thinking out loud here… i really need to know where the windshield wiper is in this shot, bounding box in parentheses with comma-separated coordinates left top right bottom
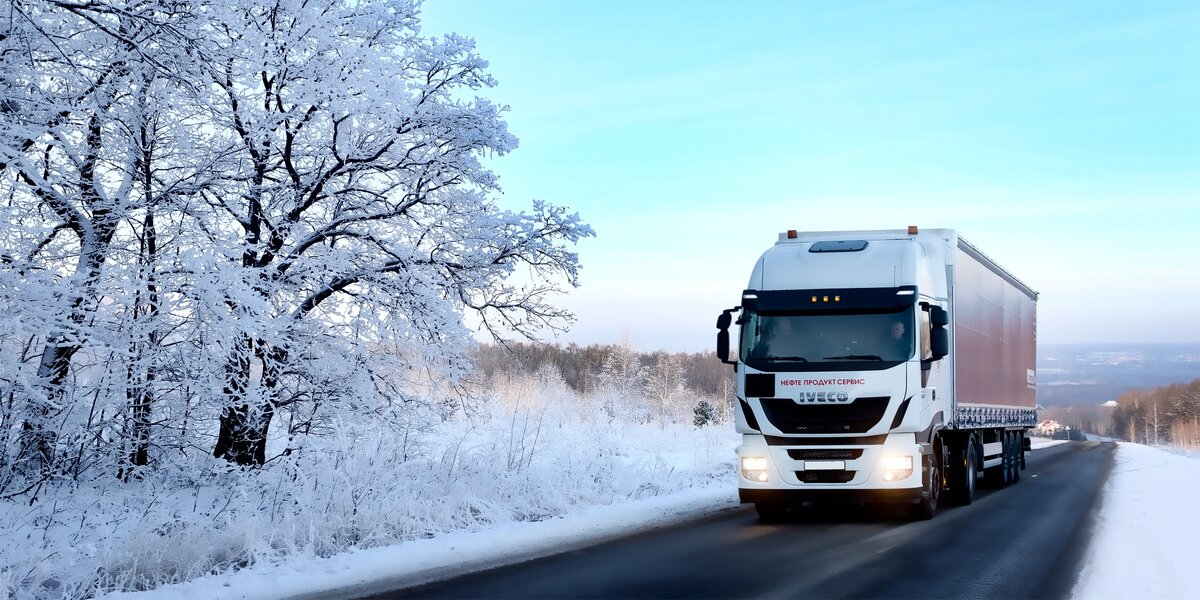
(768, 356, 808, 362)
(822, 354, 883, 361)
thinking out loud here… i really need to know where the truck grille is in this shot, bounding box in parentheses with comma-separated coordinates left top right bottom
(786, 448, 864, 460)
(796, 471, 856, 484)
(759, 396, 890, 434)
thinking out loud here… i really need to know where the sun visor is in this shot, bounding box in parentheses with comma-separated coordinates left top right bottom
(742, 286, 917, 313)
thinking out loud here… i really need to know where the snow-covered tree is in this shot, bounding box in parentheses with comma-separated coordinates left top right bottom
(185, 0, 590, 465)
(643, 352, 685, 425)
(0, 0, 203, 476)
(594, 340, 642, 422)
(693, 399, 715, 428)
(0, 0, 592, 483)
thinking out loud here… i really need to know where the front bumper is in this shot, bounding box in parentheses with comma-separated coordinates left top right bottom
(737, 432, 928, 504)
(740, 486, 927, 505)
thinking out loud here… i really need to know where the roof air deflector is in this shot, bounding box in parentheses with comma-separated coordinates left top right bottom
(809, 240, 868, 253)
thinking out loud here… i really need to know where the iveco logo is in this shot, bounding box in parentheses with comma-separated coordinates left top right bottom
(794, 391, 852, 404)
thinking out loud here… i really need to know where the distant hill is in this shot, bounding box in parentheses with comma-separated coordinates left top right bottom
(1037, 344, 1200, 407)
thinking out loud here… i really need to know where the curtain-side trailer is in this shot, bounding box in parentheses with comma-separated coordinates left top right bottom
(716, 227, 1038, 520)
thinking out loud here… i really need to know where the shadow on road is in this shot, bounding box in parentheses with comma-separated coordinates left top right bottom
(753, 501, 948, 524)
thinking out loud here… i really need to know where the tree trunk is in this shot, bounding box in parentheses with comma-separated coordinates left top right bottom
(213, 337, 286, 466)
(122, 124, 160, 480)
(214, 402, 275, 466)
(18, 337, 78, 474)
(18, 112, 119, 476)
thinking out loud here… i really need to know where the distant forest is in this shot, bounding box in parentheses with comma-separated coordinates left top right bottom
(473, 342, 735, 426)
(1042, 379, 1200, 449)
(1109, 380, 1200, 448)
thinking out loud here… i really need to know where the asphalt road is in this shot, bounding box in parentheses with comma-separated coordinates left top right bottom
(366, 441, 1114, 599)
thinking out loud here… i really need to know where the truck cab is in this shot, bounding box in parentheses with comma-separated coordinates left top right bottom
(717, 228, 1036, 520)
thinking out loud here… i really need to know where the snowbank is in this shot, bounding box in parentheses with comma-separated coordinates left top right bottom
(1072, 443, 1200, 599)
(104, 487, 739, 600)
(1, 403, 738, 600)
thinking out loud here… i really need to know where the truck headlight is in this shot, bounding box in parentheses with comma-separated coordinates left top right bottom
(741, 456, 770, 482)
(880, 455, 913, 481)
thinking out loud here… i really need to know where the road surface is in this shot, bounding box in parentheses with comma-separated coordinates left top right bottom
(366, 441, 1113, 599)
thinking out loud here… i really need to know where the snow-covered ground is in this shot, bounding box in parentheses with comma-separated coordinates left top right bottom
(2, 391, 739, 600)
(105, 487, 741, 600)
(3, 349, 744, 600)
(1072, 443, 1200, 600)
(96, 436, 1200, 600)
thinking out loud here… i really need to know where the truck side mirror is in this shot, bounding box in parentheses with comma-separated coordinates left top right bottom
(717, 312, 732, 330)
(716, 308, 738, 365)
(923, 305, 949, 367)
(929, 306, 949, 327)
(717, 329, 731, 363)
(930, 327, 949, 360)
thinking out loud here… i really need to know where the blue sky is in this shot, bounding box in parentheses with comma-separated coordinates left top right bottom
(421, 1, 1200, 351)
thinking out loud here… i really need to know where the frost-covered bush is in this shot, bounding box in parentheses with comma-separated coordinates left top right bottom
(694, 400, 717, 428)
(0, 373, 735, 599)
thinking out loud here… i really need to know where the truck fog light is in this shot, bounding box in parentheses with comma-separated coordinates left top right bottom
(881, 455, 913, 481)
(741, 456, 770, 482)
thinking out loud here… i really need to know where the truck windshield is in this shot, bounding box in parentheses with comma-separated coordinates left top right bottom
(739, 306, 915, 371)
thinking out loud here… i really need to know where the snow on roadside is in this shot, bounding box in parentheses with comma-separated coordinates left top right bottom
(103, 441, 1084, 600)
(1072, 443, 1200, 600)
(3, 402, 738, 600)
(1030, 437, 1069, 450)
(104, 486, 739, 600)
(59, 435, 1189, 600)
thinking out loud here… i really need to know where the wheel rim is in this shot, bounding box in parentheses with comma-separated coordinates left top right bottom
(1005, 434, 1013, 480)
(998, 434, 1008, 484)
(967, 443, 976, 496)
(1010, 433, 1020, 481)
(930, 450, 941, 506)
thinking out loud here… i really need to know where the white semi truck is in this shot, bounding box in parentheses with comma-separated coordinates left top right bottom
(715, 227, 1037, 520)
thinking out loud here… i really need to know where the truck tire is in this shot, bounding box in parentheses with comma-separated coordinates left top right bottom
(909, 439, 943, 520)
(1008, 432, 1021, 484)
(1003, 433, 1015, 485)
(949, 435, 977, 506)
(755, 502, 790, 522)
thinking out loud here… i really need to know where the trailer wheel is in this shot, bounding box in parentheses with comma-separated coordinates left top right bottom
(755, 503, 790, 522)
(1008, 432, 1021, 484)
(950, 435, 977, 506)
(1002, 433, 1014, 485)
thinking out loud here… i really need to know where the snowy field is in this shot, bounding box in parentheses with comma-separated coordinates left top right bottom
(103, 438, 1195, 600)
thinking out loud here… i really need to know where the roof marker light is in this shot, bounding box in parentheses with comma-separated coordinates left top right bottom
(896, 290, 915, 296)
(907, 225, 919, 235)
(787, 230, 798, 239)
